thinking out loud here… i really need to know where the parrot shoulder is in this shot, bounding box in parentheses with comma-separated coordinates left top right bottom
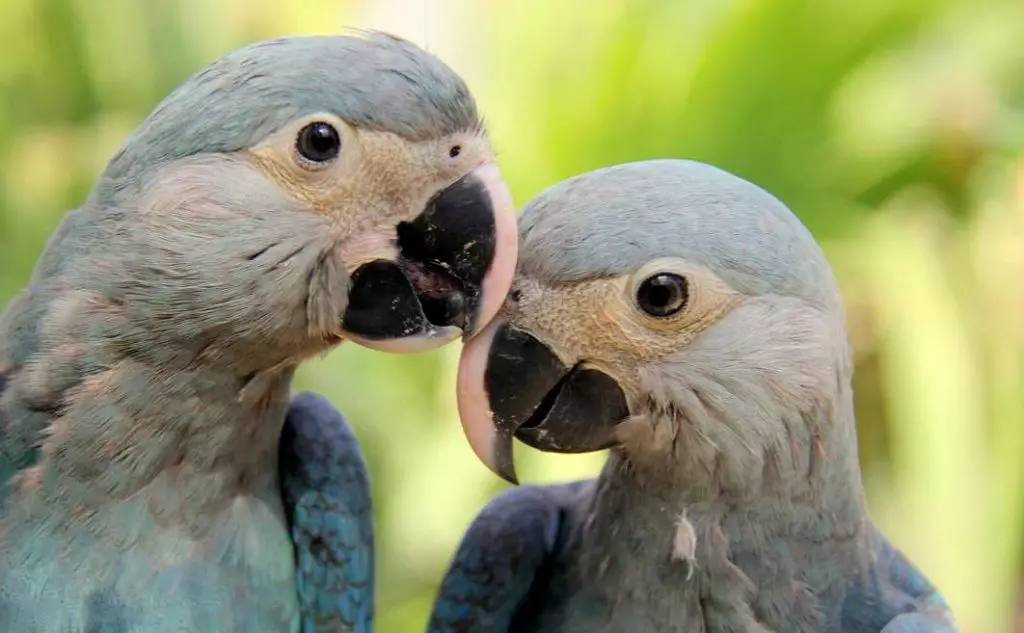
(842, 526, 959, 632)
(0, 285, 61, 508)
(879, 612, 961, 633)
(426, 480, 591, 633)
(279, 391, 374, 633)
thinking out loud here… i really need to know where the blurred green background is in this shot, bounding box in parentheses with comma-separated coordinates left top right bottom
(1, 0, 1022, 630)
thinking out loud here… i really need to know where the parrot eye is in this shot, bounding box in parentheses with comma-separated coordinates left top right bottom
(295, 122, 341, 164)
(449, 145, 462, 158)
(636, 273, 689, 317)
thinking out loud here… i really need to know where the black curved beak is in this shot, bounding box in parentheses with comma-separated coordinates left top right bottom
(456, 321, 630, 484)
(342, 162, 517, 353)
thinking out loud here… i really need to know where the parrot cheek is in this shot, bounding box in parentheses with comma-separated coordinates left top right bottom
(456, 320, 629, 484)
(341, 162, 516, 354)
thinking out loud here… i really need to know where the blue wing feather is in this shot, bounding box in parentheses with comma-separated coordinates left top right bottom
(842, 530, 960, 632)
(427, 482, 584, 633)
(279, 391, 375, 633)
(877, 540, 959, 632)
(880, 612, 961, 633)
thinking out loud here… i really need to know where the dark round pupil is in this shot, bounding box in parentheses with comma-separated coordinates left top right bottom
(298, 122, 340, 162)
(646, 282, 674, 307)
(638, 274, 687, 316)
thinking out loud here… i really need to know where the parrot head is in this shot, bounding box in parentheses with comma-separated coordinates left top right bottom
(45, 32, 516, 373)
(456, 159, 851, 484)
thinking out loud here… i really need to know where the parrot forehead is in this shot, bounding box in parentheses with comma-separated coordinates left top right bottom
(517, 159, 839, 310)
(104, 32, 480, 182)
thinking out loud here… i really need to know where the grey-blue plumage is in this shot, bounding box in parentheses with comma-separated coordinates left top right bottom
(428, 481, 957, 633)
(432, 159, 960, 632)
(0, 30, 516, 633)
(0, 380, 373, 633)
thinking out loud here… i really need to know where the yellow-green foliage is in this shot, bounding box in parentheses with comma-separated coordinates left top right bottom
(0, 1, 1021, 631)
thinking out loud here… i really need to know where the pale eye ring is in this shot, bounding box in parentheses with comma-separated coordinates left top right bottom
(636, 273, 689, 317)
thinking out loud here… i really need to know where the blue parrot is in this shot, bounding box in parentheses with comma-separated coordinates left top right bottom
(0, 32, 518, 632)
(429, 159, 959, 632)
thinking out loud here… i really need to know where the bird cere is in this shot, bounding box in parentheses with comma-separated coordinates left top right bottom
(0, 26, 960, 633)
